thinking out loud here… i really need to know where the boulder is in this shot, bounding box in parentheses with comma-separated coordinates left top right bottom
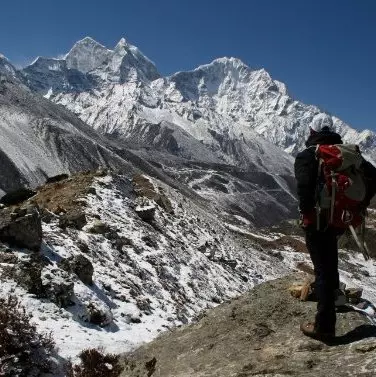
(41, 267, 75, 308)
(14, 253, 50, 296)
(0, 204, 42, 250)
(0, 188, 36, 206)
(45, 173, 69, 184)
(58, 210, 87, 230)
(87, 219, 111, 234)
(81, 301, 113, 327)
(135, 203, 156, 222)
(58, 254, 94, 285)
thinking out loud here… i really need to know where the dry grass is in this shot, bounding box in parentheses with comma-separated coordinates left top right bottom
(30, 171, 103, 214)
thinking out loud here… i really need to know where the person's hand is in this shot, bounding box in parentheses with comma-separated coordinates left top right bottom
(300, 210, 316, 228)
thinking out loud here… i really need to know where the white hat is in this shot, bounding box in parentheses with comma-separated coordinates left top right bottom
(310, 115, 334, 132)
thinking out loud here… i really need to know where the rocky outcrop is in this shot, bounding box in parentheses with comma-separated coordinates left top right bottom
(133, 174, 173, 214)
(41, 266, 75, 308)
(13, 254, 48, 295)
(58, 210, 87, 230)
(80, 301, 113, 327)
(13, 254, 74, 307)
(0, 204, 42, 250)
(0, 188, 36, 206)
(58, 254, 94, 285)
(86, 219, 112, 234)
(120, 274, 376, 377)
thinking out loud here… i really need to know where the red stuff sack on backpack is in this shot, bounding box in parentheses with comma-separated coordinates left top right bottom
(316, 144, 366, 229)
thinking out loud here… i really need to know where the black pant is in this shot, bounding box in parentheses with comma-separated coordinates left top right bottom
(305, 227, 340, 333)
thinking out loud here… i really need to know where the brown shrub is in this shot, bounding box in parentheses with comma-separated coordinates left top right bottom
(0, 295, 55, 376)
(67, 348, 123, 377)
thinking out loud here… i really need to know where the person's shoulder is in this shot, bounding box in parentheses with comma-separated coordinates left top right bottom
(296, 146, 315, 160)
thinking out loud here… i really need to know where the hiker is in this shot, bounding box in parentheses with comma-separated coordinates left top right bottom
(294, 122, 376, 340)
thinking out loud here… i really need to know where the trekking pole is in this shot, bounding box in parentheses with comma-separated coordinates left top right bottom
(349, 225, 370, 261)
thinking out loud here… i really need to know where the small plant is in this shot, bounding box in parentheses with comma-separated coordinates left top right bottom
(0, 295, 55, 376)
(66, 348, 123, 377)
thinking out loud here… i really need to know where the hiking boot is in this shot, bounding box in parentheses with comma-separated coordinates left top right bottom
(300, 322, 335, 340)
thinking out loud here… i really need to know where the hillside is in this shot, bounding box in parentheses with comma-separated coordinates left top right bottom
(121, 274, 376, 377)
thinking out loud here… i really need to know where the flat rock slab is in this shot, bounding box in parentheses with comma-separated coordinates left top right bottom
(121, 274, 376, 377)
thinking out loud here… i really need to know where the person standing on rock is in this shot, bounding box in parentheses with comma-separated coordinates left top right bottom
(294, 122, 376, 340)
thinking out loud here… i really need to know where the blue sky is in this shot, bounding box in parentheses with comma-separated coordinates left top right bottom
(1, 0, 375, 130)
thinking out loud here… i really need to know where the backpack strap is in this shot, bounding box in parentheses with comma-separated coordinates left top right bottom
(349, 224, 370, 261)
(315, 155, 323, 231)
(330, 170, 336, 224)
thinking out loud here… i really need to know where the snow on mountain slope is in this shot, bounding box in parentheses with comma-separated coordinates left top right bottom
(0, 54, 18, 78)
(0, 57, 297, 227)
(0, 75, 138, 191)
(22, 37, 160, 95)
(0, 40, 296, 226)
(21, 38, 375, 161)
(163, 57, 376, 157)
(0, 171, 292, 360)
(22, 56, 93, 94)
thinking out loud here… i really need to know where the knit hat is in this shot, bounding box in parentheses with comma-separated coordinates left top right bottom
(310, 115, 334, 133)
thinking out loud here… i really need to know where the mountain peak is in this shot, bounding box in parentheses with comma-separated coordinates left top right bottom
(65, 37, 111, 74)
(191, 57, 250, 77)
(0, 53, 18, 78)
(115, 37, 128, 49)
(211, 56, 248, 66)
(74, 36, 104, 47)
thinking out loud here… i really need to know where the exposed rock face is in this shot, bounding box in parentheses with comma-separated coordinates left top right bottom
(14, 254, 48, 295)
(58, 254, 94, 285)
(81, 300, 113, 327)
(58, 210, 87, 230)
(121, 274, 376, 377)
(0, 204, 42, 250)
(41, 266, 75, 308)
(86, 219, 112, 234)
(135, 200, 156, 222)
(133, 174, 173, 214)
(0, 188, 36, 206)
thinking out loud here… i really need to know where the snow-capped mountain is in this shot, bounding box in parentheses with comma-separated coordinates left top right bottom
(19, 37, 376, 160)
(0, 54, 18, 78)
(0, 45, 300, 227)
(22, 37, 160, 94)
(0, 68, 296, 226)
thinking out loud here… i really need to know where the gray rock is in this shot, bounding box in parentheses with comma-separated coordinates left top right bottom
(82, 301, 113, 327)
(87, 219, 111, 234)
(45, 173, 69, 184)
(58, 210, 87, 230)
(58, 254, 94, 285)
(41, 267, 74, 308)
(14, 254, 50, 296)
(0, 204, 42, 250)
(135, 204, 156, 222)
(0, 188, 36, 206)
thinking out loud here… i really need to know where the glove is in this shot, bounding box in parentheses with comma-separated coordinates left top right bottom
(299, 210, 316, 228)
